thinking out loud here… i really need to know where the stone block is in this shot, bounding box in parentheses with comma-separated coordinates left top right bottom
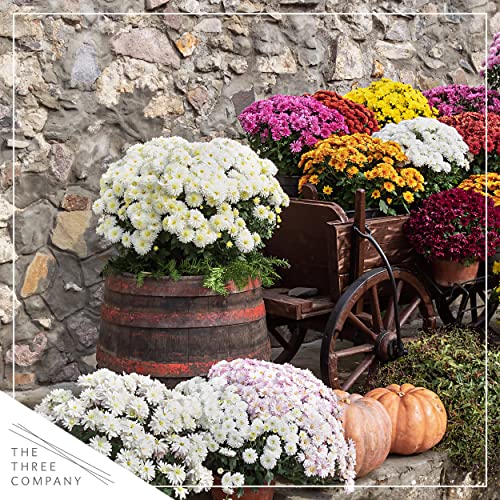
(375, 41, 416, 60)
(70, 41, 101, 89)
(44, 251, 86, 321)
(144, 95, 185, 118)
(194, 18, 223, 33)
(330, 36, 364, 80)
(61, 194, 92, 211)
(256, 47, 297, 74)
(175, 32, 199, 57)
(15, 201, 56, 255)
(0, 283, 20, 324)
(50, 143, 74, 182)
(5, 332, 48, 367)
(20, 251, 56, 298)
(65, 310, 99, 352)
(111, 28, 180, 69)
(51, 210, 92, 258)
(145, 0, 170, 9)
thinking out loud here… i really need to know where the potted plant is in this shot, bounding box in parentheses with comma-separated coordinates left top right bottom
(238, 95, 348, 197)
(309, 90, 380, 135)
(297, 133, 424, 215)
(344, 78, 437, 126)
(36, 369, 216, 499)
(423, 84, 500, 116)
(405, 188, 500, 287)
(207, 359, 357, 497)
(480, 32, 500, 90)
(92, 136, 289, 383)
(373, 117, 470, 196)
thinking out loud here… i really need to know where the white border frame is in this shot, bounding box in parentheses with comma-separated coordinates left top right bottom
(9, 9, 491, 491)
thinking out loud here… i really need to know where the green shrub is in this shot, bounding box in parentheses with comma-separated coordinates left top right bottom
(370, 326, 499, 477)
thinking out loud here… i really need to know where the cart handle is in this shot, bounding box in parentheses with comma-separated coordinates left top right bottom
(353, 224, 406, 359)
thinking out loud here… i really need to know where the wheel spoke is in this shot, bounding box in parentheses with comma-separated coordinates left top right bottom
(342, 354, 376, 392)
(471, 292, 478, 323)
(384, 280, 404, 330)
(399, 297, 422, 327)
(334, 343, 375, 358)
(456, 293, 469, 324)
(370, 285, 383, 332)
(347, 312, 378, 341)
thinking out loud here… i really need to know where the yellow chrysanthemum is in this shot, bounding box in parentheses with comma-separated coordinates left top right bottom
(323, 185, 333, 195)
(403, 191, 414, 203)
(344, 78, 437, 126)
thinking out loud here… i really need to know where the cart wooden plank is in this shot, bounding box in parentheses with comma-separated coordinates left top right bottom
(265, 199, 348, 296)
(328, 215, 414, 298)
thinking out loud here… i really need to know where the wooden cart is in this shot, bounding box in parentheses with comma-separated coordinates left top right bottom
(264, 187, 497, 392)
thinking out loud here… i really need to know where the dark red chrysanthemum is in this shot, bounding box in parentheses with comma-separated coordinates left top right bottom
(438, 112, 500, 156)
(405, 188, 500, 263)
(309, 90, 380, 135)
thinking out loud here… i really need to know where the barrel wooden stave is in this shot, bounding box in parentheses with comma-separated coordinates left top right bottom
(97, 275, 270, 383)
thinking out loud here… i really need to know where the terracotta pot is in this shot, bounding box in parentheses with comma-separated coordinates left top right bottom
(277, 175, 300, 198)
(211, 481, 274, 500)
(431, 258, 479, 287)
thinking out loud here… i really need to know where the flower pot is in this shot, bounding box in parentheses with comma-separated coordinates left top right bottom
(97, 275, 270, 386)
(211, 484, 275, 500)
(277, 175, 300, 198)
(431, 259, 480, 287)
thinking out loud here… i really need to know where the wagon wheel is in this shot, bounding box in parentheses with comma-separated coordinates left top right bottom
(268, 320, 307, 364)
(320, 268, 436, 392)
(435, 273, 499, 332)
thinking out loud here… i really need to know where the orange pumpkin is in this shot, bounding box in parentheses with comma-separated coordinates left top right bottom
(365, 383, 447, 455)
(334, 390, 392, 477)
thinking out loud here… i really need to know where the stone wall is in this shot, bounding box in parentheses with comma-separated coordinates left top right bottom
(0, 0, 495, 390)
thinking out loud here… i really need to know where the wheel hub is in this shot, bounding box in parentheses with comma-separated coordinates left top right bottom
(375, 331, 401, 362)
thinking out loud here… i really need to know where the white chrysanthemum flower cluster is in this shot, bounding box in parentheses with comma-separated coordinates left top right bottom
(36, 370, 212, 499)
(36, 367, 355, 496)
(374, 117, 470, 174)
(209, 359, 357, 489)
(92, 136, 289, 256)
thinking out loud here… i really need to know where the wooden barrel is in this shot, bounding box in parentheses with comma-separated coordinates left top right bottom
(97, 274, 270, 384)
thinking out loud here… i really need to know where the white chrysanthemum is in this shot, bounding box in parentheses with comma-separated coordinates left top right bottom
(373, 117, 469, 173)
(161, 463, 186, 486)
(137, 459, 156, 481)
(93, 137, 289, 257)
(132, 233, 153, 256)
(106, 225, 123, 243)
(235, 229, 255, 253)
(178, 227, 195, 244)
(253, 204, 270, 220)
(260, 452, 277, 470)
(89, 436, 112, 457)
(163, 215, 186, 236)
(185, 191, 203, 208)
(242, 447, 258, 464)
(92, 199, 105, 215)
(121, 231, 132, 248)
(187, 209, 206, 229)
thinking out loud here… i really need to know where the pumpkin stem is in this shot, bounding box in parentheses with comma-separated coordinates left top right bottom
(397, 391, 405, 397)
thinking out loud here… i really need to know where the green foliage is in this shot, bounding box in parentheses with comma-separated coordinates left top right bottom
(103, 252, 289, 295)
(371, 326, 499, 477)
